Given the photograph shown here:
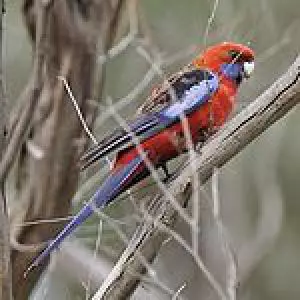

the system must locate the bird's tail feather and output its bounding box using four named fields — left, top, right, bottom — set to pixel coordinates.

left=25, top=155, right=145, bottom=277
